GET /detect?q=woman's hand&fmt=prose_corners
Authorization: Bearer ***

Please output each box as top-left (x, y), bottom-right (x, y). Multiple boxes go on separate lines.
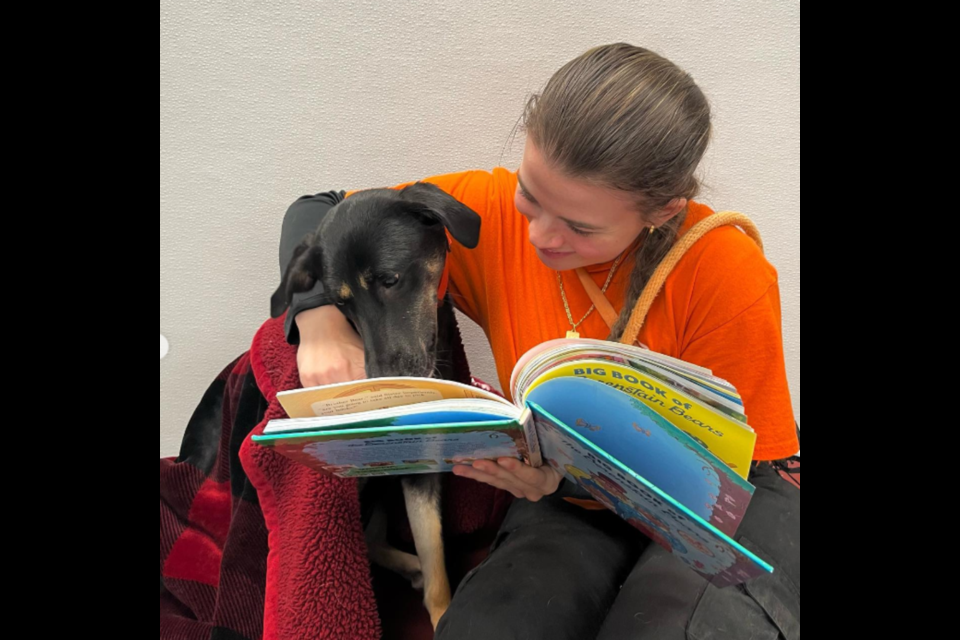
top-left (295, 306), bottom-right (366, 387)
top-left (453, 458), bottom-right (564, 502)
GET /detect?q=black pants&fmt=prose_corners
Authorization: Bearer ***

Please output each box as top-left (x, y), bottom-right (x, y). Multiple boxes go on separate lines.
top-left (435, 463), bottom-right (800, 639)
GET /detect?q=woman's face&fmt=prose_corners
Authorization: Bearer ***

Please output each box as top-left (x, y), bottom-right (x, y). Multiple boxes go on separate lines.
top-left (515, 141), bottom-right (650, 271)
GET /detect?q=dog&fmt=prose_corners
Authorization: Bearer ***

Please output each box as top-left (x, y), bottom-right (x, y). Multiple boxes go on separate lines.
top-left (270, 182), bottom-right (481, 629)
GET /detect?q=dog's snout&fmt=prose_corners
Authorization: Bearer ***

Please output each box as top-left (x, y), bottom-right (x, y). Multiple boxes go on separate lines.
top-left (367, 347), bottom-right (437, 380)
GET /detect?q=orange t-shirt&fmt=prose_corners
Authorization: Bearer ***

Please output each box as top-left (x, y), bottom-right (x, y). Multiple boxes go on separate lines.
top-left (353, 168), bottom-right (799, 461)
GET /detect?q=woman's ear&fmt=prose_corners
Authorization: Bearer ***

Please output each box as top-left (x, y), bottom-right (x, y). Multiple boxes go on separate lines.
top-left (649, 198), bottom-right (688, 228)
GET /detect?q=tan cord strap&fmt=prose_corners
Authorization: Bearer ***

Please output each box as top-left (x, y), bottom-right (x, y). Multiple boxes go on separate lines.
top-left (620, 212), bottom-right (764, 346)
top-left (575, 267), bottom-right (620, 331)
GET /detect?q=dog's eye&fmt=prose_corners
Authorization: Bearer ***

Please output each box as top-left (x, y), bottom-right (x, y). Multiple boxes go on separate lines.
top-left (381, 274), bottom-right (401, 289)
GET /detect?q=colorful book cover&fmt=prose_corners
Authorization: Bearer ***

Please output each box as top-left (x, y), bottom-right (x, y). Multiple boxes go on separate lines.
top-left (526, 378), bottom-right (769, 587)
top-left (255, 417), bottom-right (527, 478)
top-left (517, 350), bottom-right (745, 421)
top-left (527, 362), bottom-right (756, 479)
top-left (526, 377), bottom-right (754, 535)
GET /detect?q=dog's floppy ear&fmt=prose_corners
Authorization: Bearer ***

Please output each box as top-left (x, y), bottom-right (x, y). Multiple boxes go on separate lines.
top-left (399, 182), bottom-right (482, 249)
top-left (270, 236), bottom-right (323, 318)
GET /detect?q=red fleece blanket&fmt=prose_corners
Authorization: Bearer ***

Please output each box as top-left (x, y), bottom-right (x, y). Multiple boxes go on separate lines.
top-left (160, 315), bottom-right (512, 639)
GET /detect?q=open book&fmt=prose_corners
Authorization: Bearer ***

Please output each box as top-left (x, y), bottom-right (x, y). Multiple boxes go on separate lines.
top-left (252, 338), bottom-right (769, 586)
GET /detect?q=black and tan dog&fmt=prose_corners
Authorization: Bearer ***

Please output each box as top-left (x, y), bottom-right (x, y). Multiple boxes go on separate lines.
top-left (270, 182), bottom-right (481, 628)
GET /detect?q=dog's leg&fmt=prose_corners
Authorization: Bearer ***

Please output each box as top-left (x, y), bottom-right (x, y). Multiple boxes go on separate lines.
top-left (364, 498), bottom-right (424, 588)
top-left (401, 474), bottom-right (450, 629)
top-left (369, 546), bottom-right (425, 590)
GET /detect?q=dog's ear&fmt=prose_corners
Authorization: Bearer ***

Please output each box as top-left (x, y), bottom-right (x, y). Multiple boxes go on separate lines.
top-left (271, 236), bottom-right (323, 318)
top-left (399, 182), bottom-right (482, 249)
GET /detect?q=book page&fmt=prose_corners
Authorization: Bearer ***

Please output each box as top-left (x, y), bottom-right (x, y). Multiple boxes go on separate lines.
top-left (277, 377), bottom-right (514, 418)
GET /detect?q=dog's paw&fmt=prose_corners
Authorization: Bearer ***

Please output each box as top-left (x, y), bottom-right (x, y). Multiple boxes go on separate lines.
top-left (409, 570), bottom-right (425, 591)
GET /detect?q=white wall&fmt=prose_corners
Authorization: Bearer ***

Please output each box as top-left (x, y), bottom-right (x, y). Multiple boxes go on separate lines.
top-left (161, 0), bottom-right (800, 457)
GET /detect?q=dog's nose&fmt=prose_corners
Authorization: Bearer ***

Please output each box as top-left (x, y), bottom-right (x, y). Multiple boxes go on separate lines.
top-left (368, 349), bottom-right (435, 379)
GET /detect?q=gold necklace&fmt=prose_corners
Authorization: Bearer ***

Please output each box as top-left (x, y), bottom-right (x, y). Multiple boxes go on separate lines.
top-left (557, 251), bottom-right (626, 339)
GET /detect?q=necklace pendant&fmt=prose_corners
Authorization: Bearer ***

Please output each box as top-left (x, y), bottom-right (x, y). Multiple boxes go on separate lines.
top-left (566, 330), bottom-right (580, 340)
